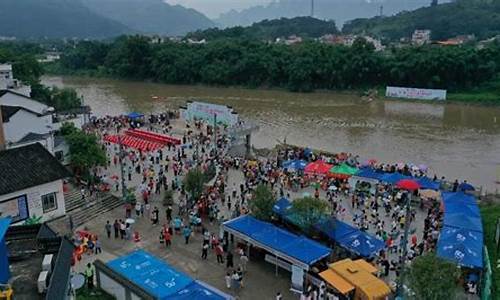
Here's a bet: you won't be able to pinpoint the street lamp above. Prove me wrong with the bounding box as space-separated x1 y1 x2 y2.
395 179 421 298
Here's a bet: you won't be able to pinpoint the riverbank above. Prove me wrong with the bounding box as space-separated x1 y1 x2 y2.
479 202 500 299
44 63 500 106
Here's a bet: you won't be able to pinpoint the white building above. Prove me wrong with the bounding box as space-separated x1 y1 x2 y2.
0 64 31 97
0 90 55 145
0 143 70 224
412 30 432 45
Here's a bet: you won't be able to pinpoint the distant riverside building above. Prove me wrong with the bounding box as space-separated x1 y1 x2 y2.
0 64 31 97
37 52 61 63
412 29 432 45
319 34 384 51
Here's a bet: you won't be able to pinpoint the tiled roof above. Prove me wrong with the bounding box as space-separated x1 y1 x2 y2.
17 132 50 144
0 143 71 195
1 105 42 123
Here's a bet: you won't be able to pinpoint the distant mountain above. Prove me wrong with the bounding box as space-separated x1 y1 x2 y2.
215 0 447 28
187 17 338 41
0 0 130 39
82 0 215 36
343 0 500 41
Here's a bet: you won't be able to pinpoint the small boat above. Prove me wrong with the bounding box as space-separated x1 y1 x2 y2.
151 95 159 100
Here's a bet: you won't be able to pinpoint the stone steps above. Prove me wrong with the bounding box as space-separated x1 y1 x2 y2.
71 195 123 227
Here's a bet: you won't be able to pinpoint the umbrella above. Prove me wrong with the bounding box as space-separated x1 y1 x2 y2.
329 163 359 179
305 161 333 176
396 179 421 191
418 164 428 171
328 185 338 191
459 182 475 191
283 159 307 171
419 189 440 200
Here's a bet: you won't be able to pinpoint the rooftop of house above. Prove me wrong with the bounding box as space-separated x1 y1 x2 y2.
0 143 71 196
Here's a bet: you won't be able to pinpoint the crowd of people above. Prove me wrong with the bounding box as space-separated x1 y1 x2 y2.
73 111 476 299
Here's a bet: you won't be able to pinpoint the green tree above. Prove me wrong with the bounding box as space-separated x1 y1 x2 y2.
405 253 460 299
60 123 106 176
184 167 205 204
290 197 329 230
249 184 276 221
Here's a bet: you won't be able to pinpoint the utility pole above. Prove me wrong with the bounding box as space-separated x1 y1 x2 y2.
213 113 217 156
117 132 127 202
311 0 315 17
379 5 384 17
396 192 413 297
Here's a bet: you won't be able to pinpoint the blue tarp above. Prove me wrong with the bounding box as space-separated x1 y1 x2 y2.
282 159 307 171
223 215 331 269
444 213 483 232
127 112 144 119
107 250 232 300
436 226 483 268
0 218 11 284
416 177 441 190
272 197 292 216
336 230 386 258
314 218 357 241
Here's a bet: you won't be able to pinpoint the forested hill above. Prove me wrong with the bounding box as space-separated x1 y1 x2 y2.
0 0 130 39
82 0 215 36
343 0 500 41
186 17 338 41
215 0 439 28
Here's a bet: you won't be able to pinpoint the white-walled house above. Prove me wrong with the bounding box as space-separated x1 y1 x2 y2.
0 143 70 224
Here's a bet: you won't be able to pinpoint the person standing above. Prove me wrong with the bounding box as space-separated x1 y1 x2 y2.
84 263 94 289
183 226 192 244
94 237 102 254
225 272 231 289
240 251 249 272
226 251 234 268
166 205 173 222
113 220 119 238
215 244 224 264
105 221 112 238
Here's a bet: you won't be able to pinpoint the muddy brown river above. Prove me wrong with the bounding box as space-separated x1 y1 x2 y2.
42 76 500 192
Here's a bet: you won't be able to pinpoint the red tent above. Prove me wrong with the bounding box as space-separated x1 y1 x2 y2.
305 161 333 176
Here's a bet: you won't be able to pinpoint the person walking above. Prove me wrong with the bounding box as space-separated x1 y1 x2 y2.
225 272 232 289
240 251 249 272
201 243 209 260
105 221 111 238
94 237 102 254
164 228 171 247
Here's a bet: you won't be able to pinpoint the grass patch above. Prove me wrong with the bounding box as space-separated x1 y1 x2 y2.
76 287 115 300
480 202 500 299
448 78 500 104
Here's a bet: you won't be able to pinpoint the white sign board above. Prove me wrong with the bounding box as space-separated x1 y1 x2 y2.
182 101 239 126
386 86 447 101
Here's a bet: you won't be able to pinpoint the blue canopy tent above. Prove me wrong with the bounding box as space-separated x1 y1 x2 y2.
273 197 292 216
127 112 144 119
443 213 483 232
107 250 233 299
336 231 386 258
282 159 307 171
442 192 476 205
0 218 11 284
222 215 331 270
355 168 386 181
437 226 483 268
314 218 357 242
416 177 440 190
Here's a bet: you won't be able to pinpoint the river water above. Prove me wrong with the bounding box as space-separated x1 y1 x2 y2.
42 76 500 192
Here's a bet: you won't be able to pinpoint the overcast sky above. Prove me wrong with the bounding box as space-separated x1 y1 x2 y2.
165 0 272 18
